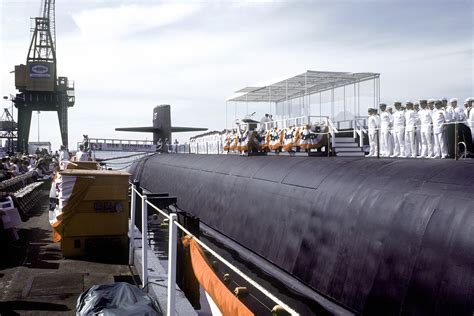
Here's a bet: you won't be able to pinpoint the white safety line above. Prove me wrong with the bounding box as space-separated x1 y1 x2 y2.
173 221 300 316
146 200 170 219
130 185 299 315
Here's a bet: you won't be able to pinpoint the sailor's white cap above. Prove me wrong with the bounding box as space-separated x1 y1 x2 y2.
449 98 458 104
465 97 474 102
427 99 436 103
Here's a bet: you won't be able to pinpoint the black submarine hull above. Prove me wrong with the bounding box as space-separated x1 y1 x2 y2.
130 154 474 315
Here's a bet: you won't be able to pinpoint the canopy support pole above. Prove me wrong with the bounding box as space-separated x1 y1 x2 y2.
343 86 346 121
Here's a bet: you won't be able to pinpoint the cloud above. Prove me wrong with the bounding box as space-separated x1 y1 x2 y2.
72 3 202 40
1 0 472 151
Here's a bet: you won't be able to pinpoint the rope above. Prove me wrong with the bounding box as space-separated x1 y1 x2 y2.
112 163 133 171
97 152 154 162
101 159 140 165
130 186 299 314
174 221 300 316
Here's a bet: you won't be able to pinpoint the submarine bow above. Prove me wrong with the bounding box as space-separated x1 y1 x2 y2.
130 155 474 315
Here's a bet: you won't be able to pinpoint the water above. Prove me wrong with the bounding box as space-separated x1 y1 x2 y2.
94 151 152 171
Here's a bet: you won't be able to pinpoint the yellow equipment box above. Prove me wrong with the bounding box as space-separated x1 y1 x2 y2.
55 169 130 257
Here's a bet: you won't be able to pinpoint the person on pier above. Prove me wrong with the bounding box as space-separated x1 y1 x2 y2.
432 100 448 159
75 145 88 161
366 108 380 157
59 145 69 169
391 102 405 157
379 103 392 157
404 102 418 158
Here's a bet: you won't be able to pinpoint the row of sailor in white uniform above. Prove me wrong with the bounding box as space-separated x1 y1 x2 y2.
367 97 474 158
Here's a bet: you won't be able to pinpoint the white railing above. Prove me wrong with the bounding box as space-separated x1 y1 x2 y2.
190 134 225 155
326 118 338 154
263 115 329 130
129 183 300 316
354 116 368 147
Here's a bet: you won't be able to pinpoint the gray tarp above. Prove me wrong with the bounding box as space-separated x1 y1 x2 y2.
76 282 161 316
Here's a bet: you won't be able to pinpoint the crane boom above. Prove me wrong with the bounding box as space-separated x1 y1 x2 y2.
27 0 56 63
42 0 56 51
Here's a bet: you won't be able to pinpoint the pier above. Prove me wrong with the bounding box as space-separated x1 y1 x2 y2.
80 138 156 152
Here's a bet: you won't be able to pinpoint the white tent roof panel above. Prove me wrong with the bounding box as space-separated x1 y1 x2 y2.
228 70 379 103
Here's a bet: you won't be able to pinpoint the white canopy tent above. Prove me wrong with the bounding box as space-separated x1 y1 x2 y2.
226 70 380 129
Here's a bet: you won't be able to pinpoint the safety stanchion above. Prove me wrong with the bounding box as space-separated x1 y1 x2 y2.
167 213 177 316
128 184 136 265
141 195 148 290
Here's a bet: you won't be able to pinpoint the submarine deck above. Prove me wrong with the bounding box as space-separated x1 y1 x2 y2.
0 190 138 315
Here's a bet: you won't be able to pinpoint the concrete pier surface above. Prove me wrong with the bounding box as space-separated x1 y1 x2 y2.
0 191 138 315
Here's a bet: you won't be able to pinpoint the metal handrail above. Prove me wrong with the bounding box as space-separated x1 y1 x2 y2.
263 115 323 130
129 185 300 315
353 118 367 147
326 118 339 134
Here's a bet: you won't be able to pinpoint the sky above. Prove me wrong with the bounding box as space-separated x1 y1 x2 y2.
0 0 473 150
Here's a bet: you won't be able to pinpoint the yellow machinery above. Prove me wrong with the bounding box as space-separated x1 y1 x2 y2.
53 169 130 257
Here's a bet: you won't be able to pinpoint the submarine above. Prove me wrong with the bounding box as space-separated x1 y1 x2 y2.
116 104 207 143
129 153 474 315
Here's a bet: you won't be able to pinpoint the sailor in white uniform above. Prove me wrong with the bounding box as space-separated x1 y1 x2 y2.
427 99 437 156
432 100 448 158
418 100 433 158
466 98 474 142
455 99 466 122
404 102 418 158
76 144 89 161
366 108 380 157
445 98 457 122
379 103 392 157
387 106 395 152
59 145 69 169
391 102 405 157
441 98 448 111
414 103 422 156
260 114 270 130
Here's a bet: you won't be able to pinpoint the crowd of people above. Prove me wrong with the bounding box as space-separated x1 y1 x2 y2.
0 152 55 182
367 97 474 158
0 137 100 183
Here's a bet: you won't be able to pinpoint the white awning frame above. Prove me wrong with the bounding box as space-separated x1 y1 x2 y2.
227 70 379 103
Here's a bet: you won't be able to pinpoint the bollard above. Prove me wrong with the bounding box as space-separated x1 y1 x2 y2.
141 195 148 290
167 213 177 316
128 184 136 265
